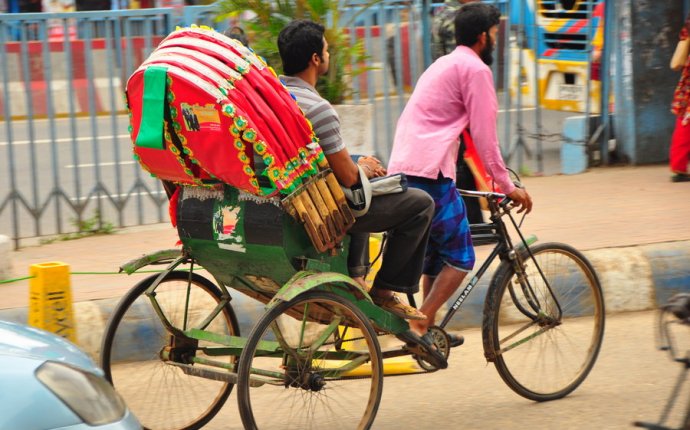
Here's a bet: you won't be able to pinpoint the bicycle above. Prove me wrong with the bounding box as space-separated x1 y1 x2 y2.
99 181 606 430
634 293 690 430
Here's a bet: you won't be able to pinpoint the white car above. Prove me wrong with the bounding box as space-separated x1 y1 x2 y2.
0 320 141 429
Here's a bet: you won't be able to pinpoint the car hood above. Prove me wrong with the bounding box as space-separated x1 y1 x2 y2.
0 320 99 373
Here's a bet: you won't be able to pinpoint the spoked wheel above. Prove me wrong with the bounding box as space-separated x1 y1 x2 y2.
101 271 240 430
237 290 383 430
483 242 605 401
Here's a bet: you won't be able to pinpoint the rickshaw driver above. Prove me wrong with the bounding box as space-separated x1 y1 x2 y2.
388 3 533 340
277 20 434 322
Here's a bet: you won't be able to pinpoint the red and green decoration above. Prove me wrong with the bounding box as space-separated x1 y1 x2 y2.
126 25 325 197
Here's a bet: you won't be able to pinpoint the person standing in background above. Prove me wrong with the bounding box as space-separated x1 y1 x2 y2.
670 13 690 183
431 0 479 61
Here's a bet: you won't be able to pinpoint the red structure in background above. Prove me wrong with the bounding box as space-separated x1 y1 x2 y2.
0 36 163 118
345 24 415 95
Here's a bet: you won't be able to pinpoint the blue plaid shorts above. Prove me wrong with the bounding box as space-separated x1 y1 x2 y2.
407 176 475 276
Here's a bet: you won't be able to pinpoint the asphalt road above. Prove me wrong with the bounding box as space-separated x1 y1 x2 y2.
116 310 689 430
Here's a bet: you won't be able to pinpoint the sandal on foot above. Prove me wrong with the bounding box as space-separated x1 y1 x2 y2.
448 333 464 348
372 295 426 320
672 173 690 183
396 330 448 369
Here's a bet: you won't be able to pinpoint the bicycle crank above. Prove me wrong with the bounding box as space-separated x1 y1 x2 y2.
414 326 451 372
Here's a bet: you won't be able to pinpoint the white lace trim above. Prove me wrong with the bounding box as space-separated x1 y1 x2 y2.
181 186 224 201
238 191 281 207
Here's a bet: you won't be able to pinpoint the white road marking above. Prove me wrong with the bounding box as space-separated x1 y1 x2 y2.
65 161 136 169
0 134 131 146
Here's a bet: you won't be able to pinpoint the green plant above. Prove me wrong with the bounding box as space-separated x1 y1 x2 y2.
39 210 115 245
216 0 377 104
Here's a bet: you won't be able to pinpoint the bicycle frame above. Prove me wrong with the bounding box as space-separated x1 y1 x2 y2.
635 307 690 430
431 189 560 338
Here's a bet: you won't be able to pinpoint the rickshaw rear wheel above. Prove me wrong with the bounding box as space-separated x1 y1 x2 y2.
237 290 383 430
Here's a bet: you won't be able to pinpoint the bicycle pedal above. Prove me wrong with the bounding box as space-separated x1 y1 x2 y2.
396 329 448 370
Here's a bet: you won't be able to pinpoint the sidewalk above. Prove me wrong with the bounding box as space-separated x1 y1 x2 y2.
1 164 689 357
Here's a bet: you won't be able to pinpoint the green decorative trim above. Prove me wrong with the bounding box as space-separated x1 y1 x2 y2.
135 66 168 150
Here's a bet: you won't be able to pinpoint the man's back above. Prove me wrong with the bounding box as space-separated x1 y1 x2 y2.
388 46 499 184
280 75 345 157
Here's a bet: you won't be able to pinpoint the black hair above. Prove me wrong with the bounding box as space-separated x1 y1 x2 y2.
454 3 501 47
277 19 325 75
223 26 249 47
223 26 249 46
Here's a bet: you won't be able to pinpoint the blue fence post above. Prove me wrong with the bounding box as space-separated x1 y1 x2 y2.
599 0 614 165
421 0 431 69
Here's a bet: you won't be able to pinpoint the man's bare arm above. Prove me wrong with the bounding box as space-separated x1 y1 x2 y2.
325 149 360 187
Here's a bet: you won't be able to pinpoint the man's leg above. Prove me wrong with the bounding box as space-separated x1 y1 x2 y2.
421 274 434 301
348 232 370 291
410 266 468 335
406 176 476 334
670 116 690 176
349 188 434 319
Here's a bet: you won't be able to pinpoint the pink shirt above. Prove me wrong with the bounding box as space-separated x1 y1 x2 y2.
388 45 515 195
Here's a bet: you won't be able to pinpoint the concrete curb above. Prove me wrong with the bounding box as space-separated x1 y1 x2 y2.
1 240 689 361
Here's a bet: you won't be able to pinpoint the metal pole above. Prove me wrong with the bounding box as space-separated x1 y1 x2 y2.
599 0 614 165
378 2 393 154
19 22 41 236
41 19 63 235
508 0 529 171
421 0 431 68
0 22 20 248
582 0 594 164
530 0 542 173
502 0 513 157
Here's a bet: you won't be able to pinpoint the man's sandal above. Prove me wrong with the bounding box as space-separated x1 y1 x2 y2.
448 333 464 348
372 295 426 320
396 330 448 369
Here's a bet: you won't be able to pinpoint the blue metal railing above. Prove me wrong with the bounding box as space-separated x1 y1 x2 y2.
0 1 607 248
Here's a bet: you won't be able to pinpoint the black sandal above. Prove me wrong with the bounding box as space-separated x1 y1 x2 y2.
448 333 465 348
396 330 448 370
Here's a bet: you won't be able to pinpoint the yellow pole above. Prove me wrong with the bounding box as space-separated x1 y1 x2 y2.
341 234 422 376
28 262 77 343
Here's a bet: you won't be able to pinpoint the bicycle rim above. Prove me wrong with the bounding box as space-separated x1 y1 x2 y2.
237 290 383 430
485 242 605 401
101 271 239 430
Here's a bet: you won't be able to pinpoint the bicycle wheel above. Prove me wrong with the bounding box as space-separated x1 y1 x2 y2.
101 271 240 430
483 242 605 401
237 290 383 430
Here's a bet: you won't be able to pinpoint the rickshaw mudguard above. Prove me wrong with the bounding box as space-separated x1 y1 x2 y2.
119 248 184 274
267 271 410 335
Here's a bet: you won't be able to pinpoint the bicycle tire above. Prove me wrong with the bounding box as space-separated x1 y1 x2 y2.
237 290 383 430
482 242 605 401
101 271 240 430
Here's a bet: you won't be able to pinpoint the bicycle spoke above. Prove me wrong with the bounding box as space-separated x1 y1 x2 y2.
238 291 383 430
486 243 605 401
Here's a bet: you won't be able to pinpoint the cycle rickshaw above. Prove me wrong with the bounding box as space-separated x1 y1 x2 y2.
100 26 606 430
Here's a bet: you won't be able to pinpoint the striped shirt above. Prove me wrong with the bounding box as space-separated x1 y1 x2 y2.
280 75 345 155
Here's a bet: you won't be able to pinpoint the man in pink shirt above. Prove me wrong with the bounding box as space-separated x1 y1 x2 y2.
388 2 532 342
